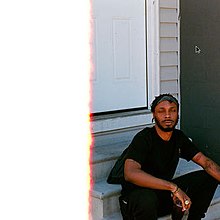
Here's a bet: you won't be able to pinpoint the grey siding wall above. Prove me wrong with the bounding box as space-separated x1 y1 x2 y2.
159 0 179 97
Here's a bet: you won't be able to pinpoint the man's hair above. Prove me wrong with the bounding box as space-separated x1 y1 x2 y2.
150 94 179 113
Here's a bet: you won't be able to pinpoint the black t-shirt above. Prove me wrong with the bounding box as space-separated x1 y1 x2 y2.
122 126 199 192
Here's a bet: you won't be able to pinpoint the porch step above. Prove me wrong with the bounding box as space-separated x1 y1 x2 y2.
90 123 147 219
90 157 209 219
91 143 128 182
103 196 220 220
101 212 174 220
205 196 220 219
91 180 121 220
92 184 220 220
90 181 175 220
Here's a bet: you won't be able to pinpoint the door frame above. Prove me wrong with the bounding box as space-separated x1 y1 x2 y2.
146 0 160 106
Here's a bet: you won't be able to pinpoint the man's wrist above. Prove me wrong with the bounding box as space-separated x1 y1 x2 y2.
171 184 179 194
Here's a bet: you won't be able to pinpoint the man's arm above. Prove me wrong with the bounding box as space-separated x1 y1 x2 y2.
124 158 192 210
124 158 176 191
124 159 177 192
193 152 220 182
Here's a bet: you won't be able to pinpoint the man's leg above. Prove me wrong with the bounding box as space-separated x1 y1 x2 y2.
119 188 174 220
173 170 218 220
119 188 159 220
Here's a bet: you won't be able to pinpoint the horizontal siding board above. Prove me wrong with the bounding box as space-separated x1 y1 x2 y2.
161 66 178 80
160 37 178 51
160 23 178 37
160 8 178 23
159 0 177 9
160 80 178 94
160 52 178 66
159 0 179 97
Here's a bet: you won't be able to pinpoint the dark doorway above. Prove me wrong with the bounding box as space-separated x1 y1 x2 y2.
180 0 220 163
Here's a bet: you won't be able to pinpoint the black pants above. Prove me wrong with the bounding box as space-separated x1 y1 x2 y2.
119 170 218 220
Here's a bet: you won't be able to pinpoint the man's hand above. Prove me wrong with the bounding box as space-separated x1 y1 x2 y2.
172 187 192 211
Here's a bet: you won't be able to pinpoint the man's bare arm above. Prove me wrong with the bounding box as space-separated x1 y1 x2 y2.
193 152 220 182
124 158 192 210
124 159 177 192
124 159 191 211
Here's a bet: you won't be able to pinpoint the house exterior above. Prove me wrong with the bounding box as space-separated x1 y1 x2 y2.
90 1 220 219
91 0 220 156
91 0 180 135
90 0 182 219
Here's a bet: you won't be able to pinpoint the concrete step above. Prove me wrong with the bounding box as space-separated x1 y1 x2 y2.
91 180 187 220
102 213 183 220
205 197 220 219
91 118 147 183
96 195 220 220
91 143 128 182
91 180 122 220
90 159 217 220
102 212 122 220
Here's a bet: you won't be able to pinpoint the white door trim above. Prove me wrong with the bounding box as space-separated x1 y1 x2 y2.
146 0 160 106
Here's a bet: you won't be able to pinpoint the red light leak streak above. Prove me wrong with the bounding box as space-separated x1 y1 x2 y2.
88 0 94 219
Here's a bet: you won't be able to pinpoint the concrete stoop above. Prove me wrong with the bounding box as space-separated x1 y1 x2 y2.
90 131 220 220
91 181 121 220
91 184 220 220
205 197 220 220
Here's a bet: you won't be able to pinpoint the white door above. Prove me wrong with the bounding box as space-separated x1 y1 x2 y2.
91 0 146 113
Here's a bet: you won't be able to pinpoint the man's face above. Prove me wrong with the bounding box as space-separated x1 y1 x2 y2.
153 100 179 132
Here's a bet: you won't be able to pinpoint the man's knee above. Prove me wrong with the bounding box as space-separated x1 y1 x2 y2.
185 170 218 219
130 188 158 208
196 170 218 188
178 170 218 189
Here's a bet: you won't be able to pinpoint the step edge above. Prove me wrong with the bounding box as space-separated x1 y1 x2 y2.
91 181 121 199
211 196 220 206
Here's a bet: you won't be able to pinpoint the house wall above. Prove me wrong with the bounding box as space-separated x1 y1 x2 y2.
159 0 180 98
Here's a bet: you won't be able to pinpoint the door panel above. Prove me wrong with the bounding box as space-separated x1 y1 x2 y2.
180 0 220 163
91 0 146 113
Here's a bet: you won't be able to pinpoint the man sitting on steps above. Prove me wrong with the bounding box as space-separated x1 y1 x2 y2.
119 94 220 220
